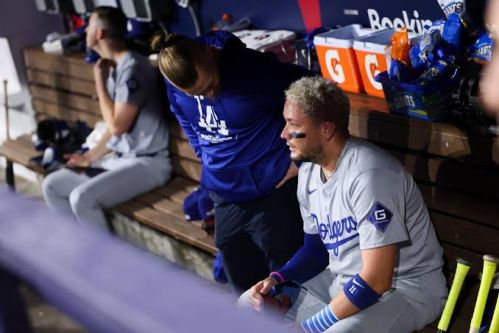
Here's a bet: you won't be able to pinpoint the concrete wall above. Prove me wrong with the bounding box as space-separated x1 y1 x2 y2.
167 0 445 37
110 211 215 281
0 0 63 179
0 0 63 93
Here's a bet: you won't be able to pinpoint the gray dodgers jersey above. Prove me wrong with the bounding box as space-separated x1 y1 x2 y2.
106 51 169 155
298 137 443 281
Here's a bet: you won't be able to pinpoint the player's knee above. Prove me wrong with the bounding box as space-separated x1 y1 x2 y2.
69 187 96 215
42 171 61 198
42 175 55 199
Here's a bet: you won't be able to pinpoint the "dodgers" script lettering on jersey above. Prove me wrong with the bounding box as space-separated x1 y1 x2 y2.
312 214 359 256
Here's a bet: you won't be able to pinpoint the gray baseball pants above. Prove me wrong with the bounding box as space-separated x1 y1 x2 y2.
42 153 171 230
239 269 447 333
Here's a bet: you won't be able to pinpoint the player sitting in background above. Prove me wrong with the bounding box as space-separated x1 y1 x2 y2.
42 6 171 230
240 77 447 333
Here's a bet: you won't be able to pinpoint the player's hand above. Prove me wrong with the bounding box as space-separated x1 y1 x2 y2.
275 162 298 189
94 58 116 80
64 153 90 167
248 277 278 312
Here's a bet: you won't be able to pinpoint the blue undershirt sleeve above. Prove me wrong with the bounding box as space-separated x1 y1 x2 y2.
277 233 329 284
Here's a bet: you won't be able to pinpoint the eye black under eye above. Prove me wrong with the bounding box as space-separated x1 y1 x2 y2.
290 131 306 139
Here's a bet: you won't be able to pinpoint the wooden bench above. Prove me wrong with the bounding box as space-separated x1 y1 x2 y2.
1 47 498 332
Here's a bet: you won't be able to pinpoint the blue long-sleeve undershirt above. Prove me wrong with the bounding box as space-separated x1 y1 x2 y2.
277 233 329 284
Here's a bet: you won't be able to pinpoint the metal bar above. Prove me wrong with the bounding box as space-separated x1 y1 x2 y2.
3 80 9 141
5 161 14 190
3 80 14 190
0 186 288 333
0 267 32 333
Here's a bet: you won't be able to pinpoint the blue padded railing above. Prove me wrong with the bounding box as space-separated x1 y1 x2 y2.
0 186 288 333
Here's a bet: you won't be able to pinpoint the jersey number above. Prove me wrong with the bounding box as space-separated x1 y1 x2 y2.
195 96 228 135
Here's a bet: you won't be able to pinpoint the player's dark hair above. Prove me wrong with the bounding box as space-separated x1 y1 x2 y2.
93 6 128 42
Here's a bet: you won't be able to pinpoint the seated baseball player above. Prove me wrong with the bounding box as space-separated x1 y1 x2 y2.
239 77 447 333
42 6 171 230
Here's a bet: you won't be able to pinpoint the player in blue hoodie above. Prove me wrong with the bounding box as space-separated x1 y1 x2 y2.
152 30 311 293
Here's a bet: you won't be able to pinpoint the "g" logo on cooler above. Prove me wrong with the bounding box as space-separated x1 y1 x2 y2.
325 49 345 84
364 54 382 90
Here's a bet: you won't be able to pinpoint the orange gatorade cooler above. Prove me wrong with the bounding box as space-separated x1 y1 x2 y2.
314 25 371 94
353 29 395 98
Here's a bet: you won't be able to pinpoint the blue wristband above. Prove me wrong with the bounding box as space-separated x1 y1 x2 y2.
343 274 381 310
300 304 338 333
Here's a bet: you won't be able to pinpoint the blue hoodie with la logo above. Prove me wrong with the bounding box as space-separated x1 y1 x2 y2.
166 31 311 203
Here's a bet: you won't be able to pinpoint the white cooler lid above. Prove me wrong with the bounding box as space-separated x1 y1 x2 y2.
233 30 296 51
314 24 372 48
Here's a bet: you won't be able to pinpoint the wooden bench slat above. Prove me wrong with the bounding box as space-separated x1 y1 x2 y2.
420 184 499 229
30 85 100 115
24 47 94 81
150 199 185 220
152 179 197 204
133 192 185 220
0 143 33 166
152 193 194 206
2 150 39 169
15 134 35 147
390 149 499 199
27 69 96 98
348 93 388 113
33 98 102 127
154 187 191 205
168 119 188 140
432 212 499 256
2 136 36 154
0 137 47 174
0 139 38 164
170 138 198 162
151 177 198 202
349 108 499 165
172 156 202 182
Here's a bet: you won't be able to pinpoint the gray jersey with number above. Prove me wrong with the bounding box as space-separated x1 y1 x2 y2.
106 51 169 155
298 137 443 283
